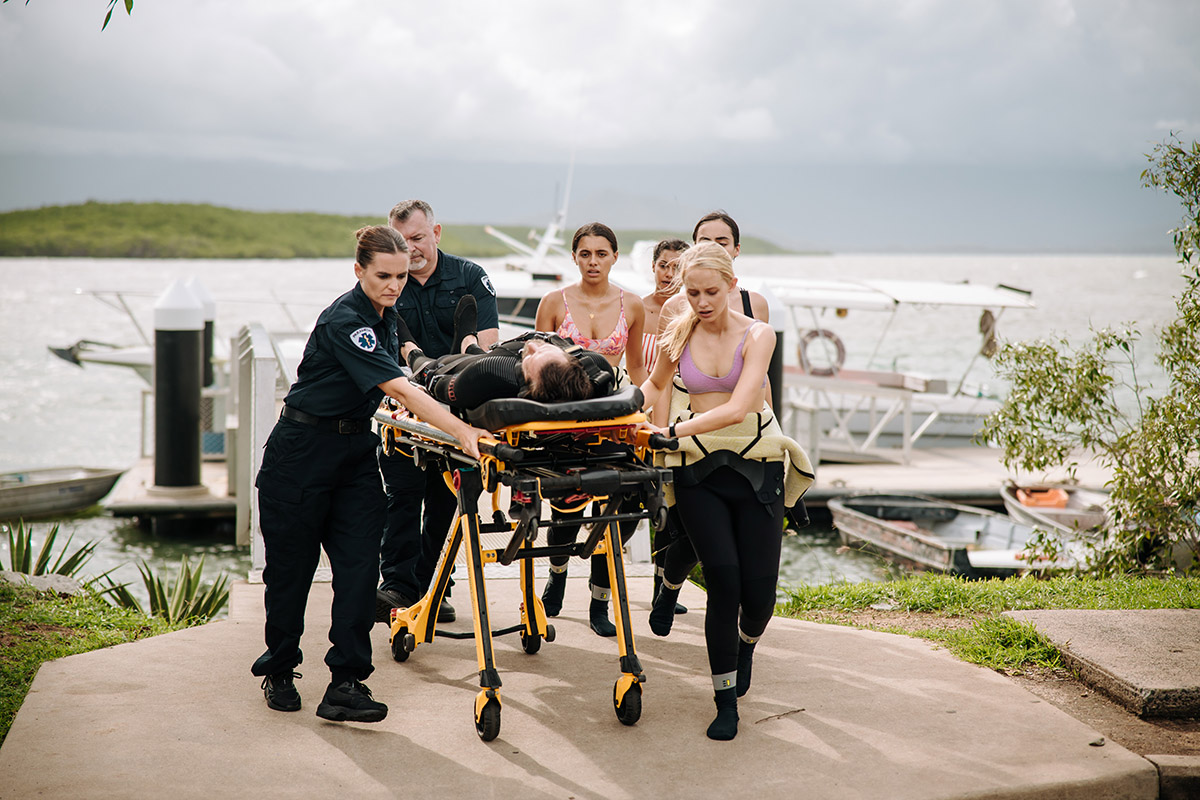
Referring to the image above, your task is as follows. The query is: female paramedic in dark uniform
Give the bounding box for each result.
[251,225,485,723]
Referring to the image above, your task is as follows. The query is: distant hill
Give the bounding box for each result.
[0,202,792,259]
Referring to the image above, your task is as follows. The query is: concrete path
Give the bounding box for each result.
[1008,610,1200,719]
[1,578,1159,800]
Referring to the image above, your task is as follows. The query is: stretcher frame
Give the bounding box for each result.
[374,389,675,742]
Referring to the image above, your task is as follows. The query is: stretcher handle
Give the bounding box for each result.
[481,439,524,463]
[375,410,523,462]
[647,432,679,451]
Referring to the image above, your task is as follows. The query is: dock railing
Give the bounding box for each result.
[230,323,326,582]
[783,373,918,465]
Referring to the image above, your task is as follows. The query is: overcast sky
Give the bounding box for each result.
[1,0,1197,251]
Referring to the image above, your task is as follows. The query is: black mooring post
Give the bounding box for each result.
[770,329,785,413]
[153,280,203,488]
[186,277,216,387]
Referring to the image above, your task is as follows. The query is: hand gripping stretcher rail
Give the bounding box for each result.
[374,386,678,742]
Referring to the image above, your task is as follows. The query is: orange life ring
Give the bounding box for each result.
[797,329,846,376]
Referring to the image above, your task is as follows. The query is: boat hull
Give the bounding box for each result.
[829,492,1052,578]
[1000,483,1108,539]
[0,467,125,520]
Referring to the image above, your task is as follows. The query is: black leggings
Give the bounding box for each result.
[547,495,641,589]
[672,465,784,676]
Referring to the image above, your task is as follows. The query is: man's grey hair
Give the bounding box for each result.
[389,200,436,227]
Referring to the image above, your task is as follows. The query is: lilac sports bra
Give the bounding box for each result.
[678,324,766,394]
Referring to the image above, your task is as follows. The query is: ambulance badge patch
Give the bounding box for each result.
[350,327,377,352]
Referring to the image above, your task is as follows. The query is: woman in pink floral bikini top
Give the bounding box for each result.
[534,222,646,385]
[532,221,647,640]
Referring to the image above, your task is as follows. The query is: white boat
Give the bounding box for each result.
[771,278,1036,464]
[1000,482,1109,539]
[0,466,126,520]
[828,492,1068,577]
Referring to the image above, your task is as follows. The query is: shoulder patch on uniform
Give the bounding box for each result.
[480,274,496,296]
[350,326,377,352]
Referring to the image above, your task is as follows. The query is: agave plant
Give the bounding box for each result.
[3,519,98,577]
[101,554,230,624]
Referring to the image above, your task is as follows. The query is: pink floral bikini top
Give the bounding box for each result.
[556,289,630,357]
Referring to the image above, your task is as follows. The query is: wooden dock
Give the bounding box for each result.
[804,445,1110,508]
[104,457,235,519]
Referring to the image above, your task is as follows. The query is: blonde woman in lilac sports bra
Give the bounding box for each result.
[533,222,647,637]
[641,241,782,742]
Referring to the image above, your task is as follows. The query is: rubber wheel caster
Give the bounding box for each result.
[544,624,556,643]
[390,627,412,662]
[614,679,642,726]
[476,696,501,741]
[520,630,542,655]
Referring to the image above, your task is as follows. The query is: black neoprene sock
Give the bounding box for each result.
[589,583,616,637]
[541,569,566,617]
[707,687,739,741]
[589,598,616,637]
[737,637,757,698]
[649,583,681,636]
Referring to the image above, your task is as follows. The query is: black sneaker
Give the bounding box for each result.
[451,294,477,355]
[376,587,414,623]
[261,670,302,712]
[437,596,456,623]
[316,679,388,723]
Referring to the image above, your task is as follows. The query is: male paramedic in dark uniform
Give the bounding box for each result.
[253,225,484,721]
[376,200,500,623]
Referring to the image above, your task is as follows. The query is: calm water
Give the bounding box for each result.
[0,254,1183,604]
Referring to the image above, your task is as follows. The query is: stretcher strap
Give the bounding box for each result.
[548,495,606,514]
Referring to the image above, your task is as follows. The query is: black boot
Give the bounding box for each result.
[261,670,302,712]
[316,678,387,723]
[707,687,739,741]
[541,568,566,617]
[589,583,617,637]
[649,582,681,637]
[451,294,477,355]
[396,314,416,347]
[737,637,757,698]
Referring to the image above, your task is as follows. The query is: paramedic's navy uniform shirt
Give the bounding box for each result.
[284,282,404,419]
[395,250,499,358]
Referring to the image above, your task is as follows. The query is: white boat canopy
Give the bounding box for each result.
[762,278,1036,312]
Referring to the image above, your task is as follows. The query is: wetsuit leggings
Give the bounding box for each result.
[547,495,641,588]
[671,465,784,676]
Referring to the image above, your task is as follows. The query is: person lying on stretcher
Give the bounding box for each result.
[399,295,617,409]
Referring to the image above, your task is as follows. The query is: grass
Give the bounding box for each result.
[0,201,794,259]
[780,573,1200,672]
[0,581,183,747]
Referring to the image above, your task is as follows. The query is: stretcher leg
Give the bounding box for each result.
[456,467,504,741]
[518,547,555,654]
[604,516,645,726]
[389,492,463,662]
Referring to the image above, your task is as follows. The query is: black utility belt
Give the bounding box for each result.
[280,406,371,434]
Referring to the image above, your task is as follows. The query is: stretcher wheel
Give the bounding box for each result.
[520,630,542,655]
[390,627,413,662]
[613,679,642,726]
[652,503,668,532]
[475,695,501,742]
